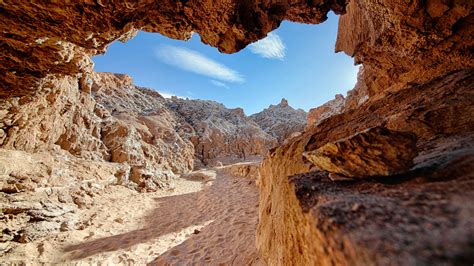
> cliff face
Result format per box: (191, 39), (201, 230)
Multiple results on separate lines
(167, 98), (277, 166)
(257, 70), (474, 264)
(0, 71), (276, 244)
(250, 98), (307, 143)
(0, 72), (196, 192)
(335, 0), (473, 105)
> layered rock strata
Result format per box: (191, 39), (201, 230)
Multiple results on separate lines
(0, 0), (348, 97)
(167, 98), (277, 166)
(303, 127), (418, 179)
(251, 98), (307, 143)
(307, 94), (346, 127)
(257, 70), (474, 265)
(0, 73), (195, 192)
(0, 0), (472, 264)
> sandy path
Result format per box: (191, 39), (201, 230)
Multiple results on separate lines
(63, 168), (264, 265)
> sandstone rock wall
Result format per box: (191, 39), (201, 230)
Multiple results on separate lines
(0, 148), (130, 243)
(306, 94), (346, 128)
(0, 72), (196, 192)
(0, 0), (473, 264)
(0, 75), (107, 160)
(257, 69), (474, 264)
(336, 0), (473, 102)
(0, 0), (348, 97)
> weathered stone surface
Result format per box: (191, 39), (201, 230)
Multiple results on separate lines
(251, 98), (307, 143)
(303, 127), (418, 178)
(218, 161), (261, 180)
(307, 94), (346, 128)
(167, 97), (277, 166)
(0, 148), (128, 243)
(257, 70), (474, 265)
(0, 0), (348, 97)
(0, 0), (472, 264)
(0, 73), (196, 191)
(336, 0), (474, 103)
(288, 148), (474, 265)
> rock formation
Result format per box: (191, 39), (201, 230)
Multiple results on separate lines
(0, 0), (473, 265)
(306, 94), (346, 127)
(303, 127), (418, 179)
(257, 70), (474, 265)
(0, 72), (196, 192)
(167, 98), (277, 166)
(0, 71), (275, 246)
(251, 98), (307, 143)
(0, 1), (348, 97)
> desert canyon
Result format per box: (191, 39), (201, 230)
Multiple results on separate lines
(1, 1), (473, 265)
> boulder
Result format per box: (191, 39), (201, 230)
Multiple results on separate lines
(303, 127), (418, 178)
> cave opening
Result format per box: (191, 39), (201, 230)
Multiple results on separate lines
(92, 12), (359, 116)
(2, 1), (472, 264)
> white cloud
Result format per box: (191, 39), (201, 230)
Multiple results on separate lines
(249, 32), (286, 60)
(155, 46), (244, 83)
(157, 91), (187, 99)
(210, 80), (230, 89)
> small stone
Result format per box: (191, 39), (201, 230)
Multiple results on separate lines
(351, 203), (361, 211)
(328, 173), (353, 181)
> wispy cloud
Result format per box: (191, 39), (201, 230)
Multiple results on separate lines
(155, 46), (244, 83)
(210, 80), (230, 89)
(249, 32), (286, 60)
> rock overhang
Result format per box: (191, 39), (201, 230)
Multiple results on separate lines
(0, 0), (350, 97)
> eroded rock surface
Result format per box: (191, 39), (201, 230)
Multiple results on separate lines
(0, 71), (277, 247)
(257, 70), (474, 265)
(307, 94), (346, 127)
(303, 127), (418, 178)
(251, 98), (307, 143)
(219, 161), (261, 180)
(336, 0), (473, 102)
(168, 97), (277, 166)
(0, 0), (348, 97)
(0, 73), (195, 192)
(0, 0), (473, 264)
(0, 148), (129, 244)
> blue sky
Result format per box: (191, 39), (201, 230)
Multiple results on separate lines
(93, 12), (359, 115)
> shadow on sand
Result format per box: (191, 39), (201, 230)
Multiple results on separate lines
(64, 170), (263, 265)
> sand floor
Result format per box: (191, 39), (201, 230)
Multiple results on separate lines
(2, 167), (263, 265)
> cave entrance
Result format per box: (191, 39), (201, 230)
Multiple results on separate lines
(93, 12), (358, 116)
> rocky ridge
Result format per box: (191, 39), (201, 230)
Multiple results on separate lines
(250, 98), (307, 143)
(167, 97), (277, 166)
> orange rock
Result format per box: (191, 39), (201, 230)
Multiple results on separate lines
(303, 127), (418, 178)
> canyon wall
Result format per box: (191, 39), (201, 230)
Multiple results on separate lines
(257, 0), (474, 264)
(0, 71), (276, 245)
(0, 0), (473, 264)
(0, 0), (348, 98)
(257, 69), (474, 264)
